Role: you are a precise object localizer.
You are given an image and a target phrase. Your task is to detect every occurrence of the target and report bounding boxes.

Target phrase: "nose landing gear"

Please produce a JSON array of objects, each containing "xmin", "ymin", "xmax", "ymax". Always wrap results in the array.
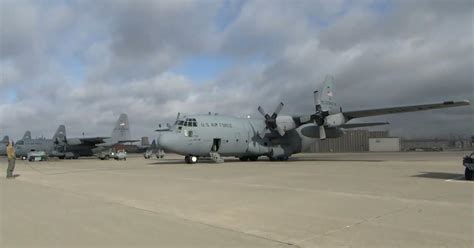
[{"xmin": 185, "ymin": 155, "xmax": 198, "ymax": 164}]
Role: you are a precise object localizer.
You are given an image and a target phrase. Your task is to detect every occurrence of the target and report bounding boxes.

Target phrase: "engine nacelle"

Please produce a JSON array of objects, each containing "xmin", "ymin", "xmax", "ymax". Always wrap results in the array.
[
  {"xmin": 275, "ymin": 116, "xmax": 297, "ymax": 132},
  {"xmin": 325, "ymin": 113, "xmax": 346, "ymax": 127},
  {"xmin": 66, "ymin": 138, "xmax": 82, "ymax": 146}
]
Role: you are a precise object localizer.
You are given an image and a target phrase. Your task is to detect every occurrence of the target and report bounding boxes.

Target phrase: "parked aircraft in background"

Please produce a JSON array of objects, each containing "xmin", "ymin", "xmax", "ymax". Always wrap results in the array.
[
  {"xmin": 0, "ymin": 136, "xmax": 9, "ymax": 156},
  {"xmin": 63, "ymin": 113, "xmax": 140, "ymax": 157},
  {"xmin": 157, "ymin": 76, "xmax": 470, "ymax": 164},
  {"xmin": 15, "ymin": 125, "xmax": 67, "ymax": 159}
]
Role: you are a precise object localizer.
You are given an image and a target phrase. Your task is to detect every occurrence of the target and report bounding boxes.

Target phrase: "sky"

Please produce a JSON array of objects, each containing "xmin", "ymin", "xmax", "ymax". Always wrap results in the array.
[{"xmin": 0, "ymin": 0, "xmax": 473, "ymax": 141}]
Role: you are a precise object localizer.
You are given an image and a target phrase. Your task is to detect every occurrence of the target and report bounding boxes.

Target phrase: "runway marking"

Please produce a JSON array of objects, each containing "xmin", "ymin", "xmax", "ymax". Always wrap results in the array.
[{"xmin": 445, "ymin": 176, "xmax": 473, "ymax": 183}]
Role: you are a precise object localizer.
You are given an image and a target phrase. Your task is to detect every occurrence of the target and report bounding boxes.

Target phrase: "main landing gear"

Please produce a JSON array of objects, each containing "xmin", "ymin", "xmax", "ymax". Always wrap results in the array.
[
  {"xmin": 239, "ymin": 156, "xmax": 259, "ymax": 162},
  {"xmin": 185, "ymin": 155, "xmax": 198, "ymax": 164},
  {"xmin": 268, "ymin": 155, "xmax": 289, "ymax": 161}
]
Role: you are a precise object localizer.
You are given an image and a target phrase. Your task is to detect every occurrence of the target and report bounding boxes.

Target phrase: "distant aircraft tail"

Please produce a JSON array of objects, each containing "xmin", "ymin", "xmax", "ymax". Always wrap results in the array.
[
  {"xmin": 111, "ymin": 113, "xmax": 132, "ymax": 142},
  {"xmin": 141, "ymin": 137, "xmax": 150, "ymax": 147},
  {"xmin": 2, "ymin": 136, "xmax": 9, "ymax": 143},
  {"xmin": 52, "ymin": 125, "xmax": 67, "ymax": 143},
  {"xmin": 22, "ymin": 131, "xmax": 32, "ymax": 140}
]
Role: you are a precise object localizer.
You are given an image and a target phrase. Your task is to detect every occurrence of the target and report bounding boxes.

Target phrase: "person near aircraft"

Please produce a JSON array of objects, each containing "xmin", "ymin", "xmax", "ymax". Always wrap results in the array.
[{"xmin": 6, "ymin": 141, "xmax": 18, "ymax": 178}]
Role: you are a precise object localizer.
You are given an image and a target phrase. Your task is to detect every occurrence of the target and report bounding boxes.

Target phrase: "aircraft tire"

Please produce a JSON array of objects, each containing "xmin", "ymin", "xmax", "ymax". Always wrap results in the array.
[
  {"xmin": 239, "ymin": 157, "xmax": 249, "ymax": 161},
  {"xmin": 278, "ymin": 156, "xmax": 289, "ymax": 161},
  {"xmin": 185, "ymin": 156, "xmax": 190, "ymax": 164},
  {"xmin": 465, "ymin": 167, "xmax": 473, "ymax": 181},
  {"xmin": 249, "ymin": 156, "xmax": 258, "ymax": 161},
  {"xmin": 189, "ymin": 156, "xmax": 198, "ymax": 164}
]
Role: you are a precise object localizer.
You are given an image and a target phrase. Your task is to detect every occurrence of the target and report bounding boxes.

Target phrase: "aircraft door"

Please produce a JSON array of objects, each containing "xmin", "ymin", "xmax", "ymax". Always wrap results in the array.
[{"xmin": 212, "ymin": 138, "xmax": 221, "ymax": 152}]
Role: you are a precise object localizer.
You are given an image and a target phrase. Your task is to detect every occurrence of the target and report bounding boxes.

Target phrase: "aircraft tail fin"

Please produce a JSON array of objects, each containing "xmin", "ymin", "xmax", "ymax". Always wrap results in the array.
[
  {"xmin": 2, "ymin": 136, "xmax": 9, "ymax": 143},
  {"xmin": 22, "ymin": 131, "xmax": 31, "ymax": 140},
  {"xmin": 318, "ymin": 75, "xmax": 340, "ymax": 114},
  {"xmin": 111, "ymin": 113, "xmax": 131, "ymax": 142},
  {"xmin": 52, "ymin": 125, "xmax": 67, "ymax": 143},
  {"xmin": 141, "ymin": 137, "xmax": 150, "ymax": 147}
]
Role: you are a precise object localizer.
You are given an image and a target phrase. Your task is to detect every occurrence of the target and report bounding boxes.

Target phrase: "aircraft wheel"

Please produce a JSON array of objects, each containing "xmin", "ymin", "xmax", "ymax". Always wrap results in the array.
[
  {"xmin": 185, "ymin": 156, "xmax": 190, "ymax": 164},
  {"xmin": 249, "ymin": 156, "xmax": 258, "ymax": 161},
  {"xmin": 189, "ymin": 156, "xmax": 198, "ymax": 164},
  {"xmin": 278, "ymin": 156, "xmax": 289, "ymax": 161},
  {"xmin": 465, "ymin": 167, "xmax": 473, "ymax": 181},
  {"xmin": 239, "ymin": 157, "xmax": 249, "ymax": 161}
]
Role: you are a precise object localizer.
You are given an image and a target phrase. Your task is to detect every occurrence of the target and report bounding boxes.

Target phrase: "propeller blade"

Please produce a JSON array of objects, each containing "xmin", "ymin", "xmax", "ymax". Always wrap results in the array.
[
  {"xmin": 313, "ymin": 90, "xmax": 321, "ymax": 107},
  {"xmin": 276, "ymin": 126, "xmax": 286, "ymax": 136},
  {"xmin": 319, "ymin": 126, "xmax": 326, "ymax": 140},
  {"xmin": 272, "ymin": 102, "xmax": 284, "ymax": 118},
  {"xmin": 257, "ymin": 106, "xmax": 266, "ymax": 117},
  {"xmin": 176, "ymin": 112, "xmax": 180, "ymax": 121}
]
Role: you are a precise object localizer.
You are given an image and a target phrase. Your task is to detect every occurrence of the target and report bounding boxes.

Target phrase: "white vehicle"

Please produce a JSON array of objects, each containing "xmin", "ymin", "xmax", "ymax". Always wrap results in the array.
[
  {"xmin": 113, "ymin": 150, "xmax": 127, "ymax": 161},
  {"xmin": 27, "ymin": 151, "xmax": 47, "ymax": 162}
]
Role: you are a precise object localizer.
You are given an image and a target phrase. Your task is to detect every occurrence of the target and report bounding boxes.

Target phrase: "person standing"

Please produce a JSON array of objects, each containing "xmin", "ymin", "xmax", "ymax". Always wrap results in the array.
[{"xmin": 6, "ymin": 141, "xmax": 18, "ymax": 178}]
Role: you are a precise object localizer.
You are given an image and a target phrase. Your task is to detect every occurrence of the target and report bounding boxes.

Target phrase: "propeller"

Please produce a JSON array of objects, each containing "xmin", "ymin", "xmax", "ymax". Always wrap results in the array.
[
  {"xmin": 313, "ymin": 91, "xmax": 329, "ymax": 139},
  {"xmin": 54, "ymin": 137, "xmax": 67, "ymax": 152},
  {"xmin": 257, "ymin": 102, "xmax": 285, "ymax": 136}
]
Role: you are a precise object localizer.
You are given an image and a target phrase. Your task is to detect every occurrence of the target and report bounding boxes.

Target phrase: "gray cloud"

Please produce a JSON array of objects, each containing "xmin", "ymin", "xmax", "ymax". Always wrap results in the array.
[{"xmin": 0, "ymin": 0, "xmax": 472, "ymax": 141}]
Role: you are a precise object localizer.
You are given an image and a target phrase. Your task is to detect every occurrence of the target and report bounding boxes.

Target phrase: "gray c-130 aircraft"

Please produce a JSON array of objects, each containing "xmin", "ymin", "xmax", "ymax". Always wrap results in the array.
[{"xmin": 157, "ymin": 76, "xmax": 470, "ymax": 164}]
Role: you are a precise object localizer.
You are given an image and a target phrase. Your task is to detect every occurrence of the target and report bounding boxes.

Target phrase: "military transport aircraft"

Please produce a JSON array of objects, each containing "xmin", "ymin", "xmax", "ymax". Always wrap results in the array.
[
  {"xmin": 62, "ymin": 113, "xmax": 140, "ymax": 157},
  {"xmin": 14, "ymin": 113, "xmax": 139, "ymax": 159},
  {"xmin": 157, "ymin": 76, "xmax": 470, "ymax": 164},
  {"xmin": 0, "ymin": 136, "xmax": 9, "ymax": 156},
  {"xmin": 15, "ymin": 126, "xmax": 67, "ymax": 159}
]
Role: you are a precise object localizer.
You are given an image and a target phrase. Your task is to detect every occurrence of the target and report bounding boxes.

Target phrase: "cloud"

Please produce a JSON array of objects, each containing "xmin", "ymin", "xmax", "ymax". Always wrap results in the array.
[{"xmin": 0, "ymin": 0, "xmax": 472, "ymax": 140}]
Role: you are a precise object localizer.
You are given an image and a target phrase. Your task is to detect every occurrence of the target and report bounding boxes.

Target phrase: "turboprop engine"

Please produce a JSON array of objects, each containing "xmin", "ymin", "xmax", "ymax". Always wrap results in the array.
[
  {"xmin": 257, "ymin": 103, "xmax": 298, "ymax": 137},
  {"xmin": 275, "ymin": 116, "xmax": 297, "ymax": 134}
]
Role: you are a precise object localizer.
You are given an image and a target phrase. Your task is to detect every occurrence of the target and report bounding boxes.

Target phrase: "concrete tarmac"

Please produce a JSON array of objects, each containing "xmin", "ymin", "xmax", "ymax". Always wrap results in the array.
[{"xmin": 1, "ymin": 152, "xmax": 473, "ymax": 248}]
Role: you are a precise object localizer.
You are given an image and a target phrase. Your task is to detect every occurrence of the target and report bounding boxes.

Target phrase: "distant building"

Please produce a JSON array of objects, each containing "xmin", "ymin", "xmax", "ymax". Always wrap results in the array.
[
  {"xmin": 307, "ymin": 130, "xmax": 393, "ymax": 153},
  {"xmin": 400, "ymin": 137, "xmax": 472, "ymax": 151},
  {"xmin": 305, "ymin": 129, "xmax": 471, "ymax": 153},
  {"xmin": 369, "ymin": 138, "xmax": 400, "ymax": 152}
]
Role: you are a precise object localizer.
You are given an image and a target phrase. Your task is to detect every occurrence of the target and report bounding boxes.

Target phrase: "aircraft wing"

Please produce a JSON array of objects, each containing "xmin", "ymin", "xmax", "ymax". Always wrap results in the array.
[
  {"xmin": 79, "ymin": 137, "xmax": 109, "ymax": 145},
  {"xmin": 344, "ymin": 100, "xmax": 470, "ymax": 120},
  {"xmin": 116, "ymin": 139, "xmax": 141, "ymax": 144},
  {"xmin": 340, "ymin": 122, "xmax": 389, "ymax": 129}
]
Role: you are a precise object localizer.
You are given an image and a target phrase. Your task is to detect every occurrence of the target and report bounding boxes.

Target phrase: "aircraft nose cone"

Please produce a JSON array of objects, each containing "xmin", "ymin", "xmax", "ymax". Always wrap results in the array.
[{"xmin": 157, "ymin": 132, "xmax": 175, "ymax": 152}]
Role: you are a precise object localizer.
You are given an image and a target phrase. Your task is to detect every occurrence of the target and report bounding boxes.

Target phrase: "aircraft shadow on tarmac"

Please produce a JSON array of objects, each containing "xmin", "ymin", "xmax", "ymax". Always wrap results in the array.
[{"xmin": 412, "ymin": 172, "xmax": 463, "ymax": 180}]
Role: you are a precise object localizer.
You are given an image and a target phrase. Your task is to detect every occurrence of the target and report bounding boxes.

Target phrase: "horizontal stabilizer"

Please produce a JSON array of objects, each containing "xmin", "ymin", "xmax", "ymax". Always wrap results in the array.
[
  {"xmin": 344, "ymin": 100, "xmax": 470, "ymax": 120},
  {"xmin": 340, "ymin": 122, "xmax": 389, "ymax": 129}
]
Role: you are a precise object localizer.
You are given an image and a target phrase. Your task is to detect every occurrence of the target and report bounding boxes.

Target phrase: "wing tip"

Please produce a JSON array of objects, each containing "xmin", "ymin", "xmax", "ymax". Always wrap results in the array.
[{"xmin": 443, "ymin": 100, "xmax": 470, "ymax": 105}]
